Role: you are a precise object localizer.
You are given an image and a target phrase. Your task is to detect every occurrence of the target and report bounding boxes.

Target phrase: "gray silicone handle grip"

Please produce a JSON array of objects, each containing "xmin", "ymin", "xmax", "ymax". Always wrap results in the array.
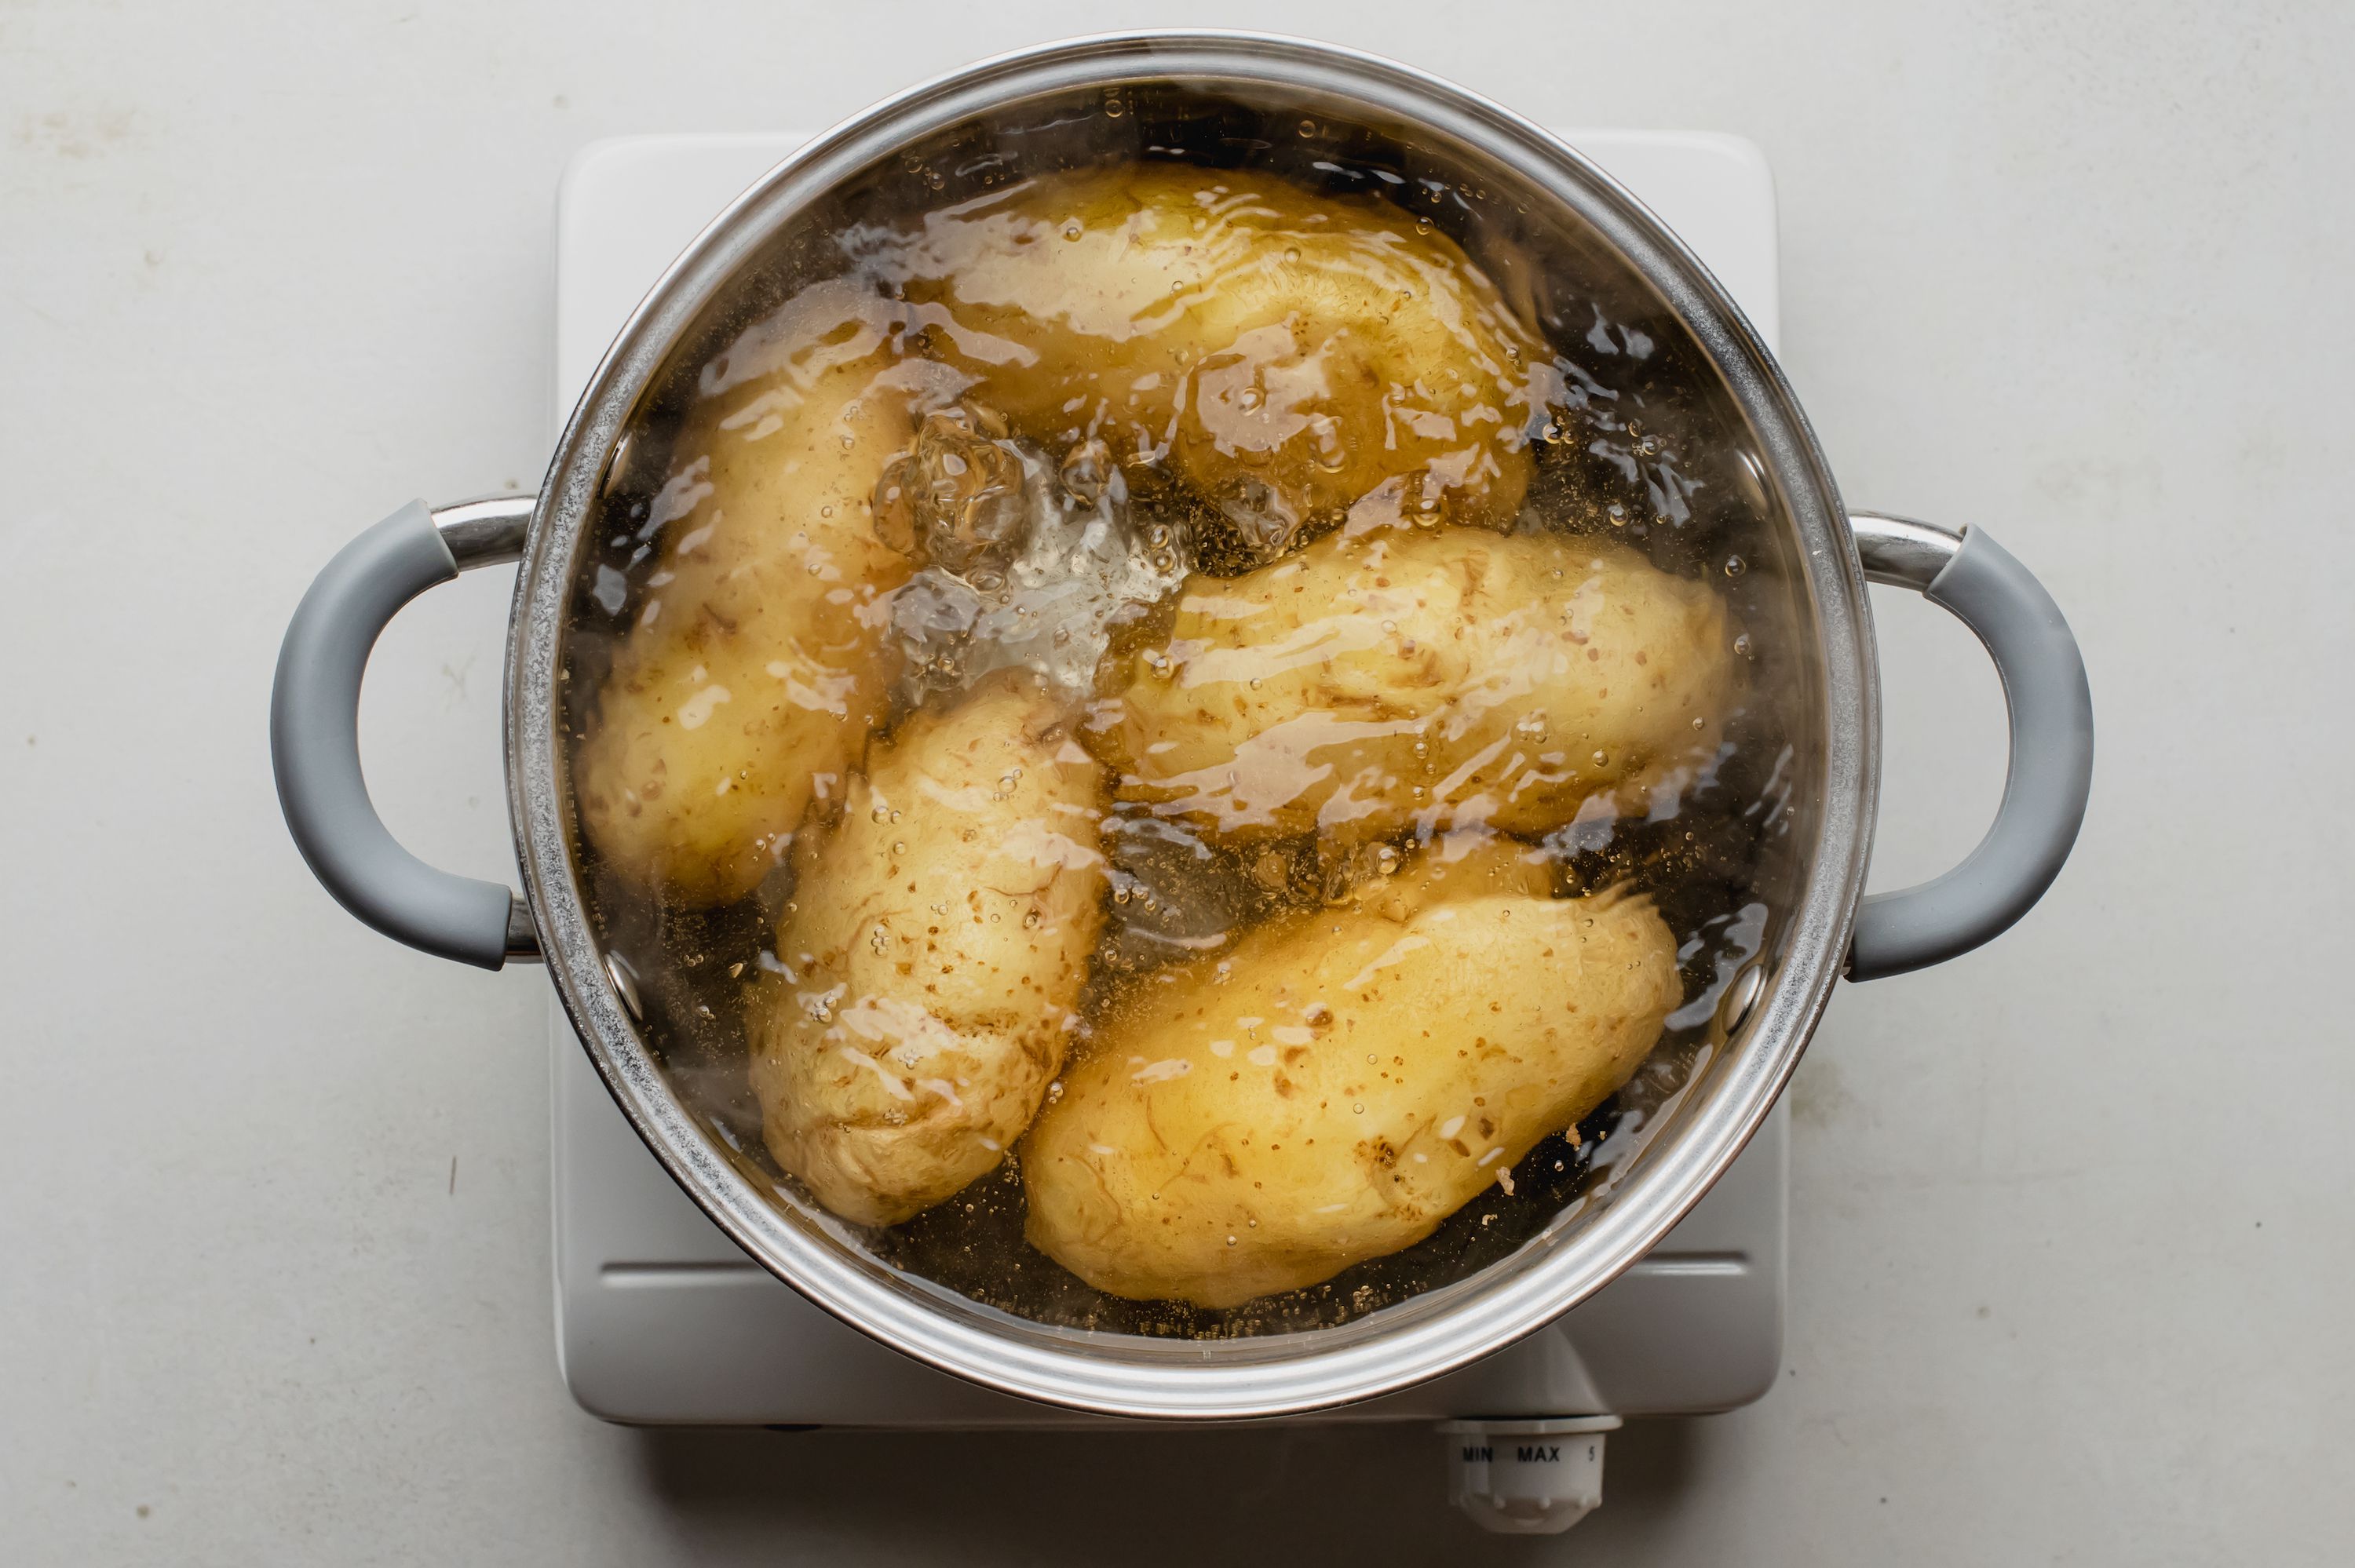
[
  {"xmin": 1847, "ymin": 517, "xmax": 2094, "ymax": 981},
  {"xmin": 271, "ymin": 499, "xmax": 534, "ymax": 971}
]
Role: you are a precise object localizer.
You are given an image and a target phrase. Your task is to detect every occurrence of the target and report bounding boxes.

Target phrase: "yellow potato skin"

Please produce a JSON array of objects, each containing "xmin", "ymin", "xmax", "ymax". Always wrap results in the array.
[
  {"xmin": 1090, "ymin": 524, "xmax": 1734, "ymax": 844},
  {"xmin": 750, "ymin": 675, "xmax": 1107, "ymax": 1227},
  {"xmin": 1021, "ymin": 862, "xmax": 1681, "ymax": 1308},
  {"xmin": 574, "ymin": 283, "xmax": 918, "ymax": 904},
  {"xmin": 893, "ymin": 164, "xmax": 1544, "ymax": 541}
]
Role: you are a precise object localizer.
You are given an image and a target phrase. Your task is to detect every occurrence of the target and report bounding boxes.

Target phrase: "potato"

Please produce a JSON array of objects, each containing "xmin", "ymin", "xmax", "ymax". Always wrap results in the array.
[
  {"xmin": 889, "ymin": 163, "xmax": 1545, "ymax": 556},
  {"xmin": 574, "ymin": 282, "xmax": 919, "ymax": 903},
  {"xmin": 749, "ymin": 674, "xmax": 1107, "ymax": 1227},
  {"xmin": 1089, "ymin": 523, "xmax": 1734, "ymax": 845},
  {"xmin": 1021, "ymin": 854, "xmax": 1681, "ymax": 1307}
]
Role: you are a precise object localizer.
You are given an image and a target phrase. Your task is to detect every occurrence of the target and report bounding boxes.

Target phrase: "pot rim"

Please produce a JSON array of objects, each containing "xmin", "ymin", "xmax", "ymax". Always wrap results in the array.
[{"xmin": 506, "ymin": 29, "xmax": 1875, "ymax": 1420}]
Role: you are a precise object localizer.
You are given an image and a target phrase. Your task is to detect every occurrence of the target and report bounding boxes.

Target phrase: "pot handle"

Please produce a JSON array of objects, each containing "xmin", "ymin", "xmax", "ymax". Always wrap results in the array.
[
  {"xmin": 1845, "ymin": 513, "xmax": 2092, "ymax": 980},
  {"xmin": 271, "ymin": 497, "xmax": 542, "ymax": 971}
]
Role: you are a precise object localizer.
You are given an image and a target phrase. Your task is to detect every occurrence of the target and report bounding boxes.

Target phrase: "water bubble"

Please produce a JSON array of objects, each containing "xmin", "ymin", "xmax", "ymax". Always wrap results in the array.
[
  {"xmin": 887, "ymin": 405, "xmax": 1030, "ymax": 574},
  {"xmin": 1059, "ymin": 437, "xmax": 1113, "ymax": 505},
  {"xmin": 871, "ymin": 455, "xmax": 918, "ymax": 555},
  {"xmin": 1307, "ymin": 412, "xmax": 1346, "ymax": 472},
  {"xmin": 1723, "ymin": 555, "xmax": 1747, "ymax": 578},
  {"xmin": 1734, "ymin": 633, "xmax": 1755, "ymax": 659},
  {"xmin": 1297, "ymin": 118, "xmax": 1316, "ymax": 137}
]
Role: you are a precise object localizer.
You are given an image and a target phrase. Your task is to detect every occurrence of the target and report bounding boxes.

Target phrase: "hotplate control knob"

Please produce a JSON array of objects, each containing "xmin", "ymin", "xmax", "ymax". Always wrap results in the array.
[{"xmin": 1439, "ymin": 1416, "xmax": 1622, "ymax": 1534}]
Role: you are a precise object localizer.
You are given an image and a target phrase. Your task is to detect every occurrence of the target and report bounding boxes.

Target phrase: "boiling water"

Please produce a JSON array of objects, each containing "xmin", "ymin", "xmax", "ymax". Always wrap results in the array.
[{"xmin": 561, "ymin": 86, "xmax": 1806, "ymax": 1337}]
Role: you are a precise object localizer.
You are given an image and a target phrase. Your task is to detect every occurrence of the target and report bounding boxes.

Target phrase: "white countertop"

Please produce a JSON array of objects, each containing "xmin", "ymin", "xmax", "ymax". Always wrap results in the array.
[{"xmin": 2, "ymin": 3, "xmax": 2350, "ymax": 1562}]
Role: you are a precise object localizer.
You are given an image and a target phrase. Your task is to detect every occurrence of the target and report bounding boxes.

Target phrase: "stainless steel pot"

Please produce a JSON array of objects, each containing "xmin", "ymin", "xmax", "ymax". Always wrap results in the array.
[{"xmin": 268, "ymin": 32, "xmax": 2092, "ymax": 1420}]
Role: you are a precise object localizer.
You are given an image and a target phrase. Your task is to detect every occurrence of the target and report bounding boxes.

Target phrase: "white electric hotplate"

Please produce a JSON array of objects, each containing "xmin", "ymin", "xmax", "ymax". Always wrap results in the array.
[{"xmin": 551, "ymin": 129, "xmax": 1788, "ymax": 1430}]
